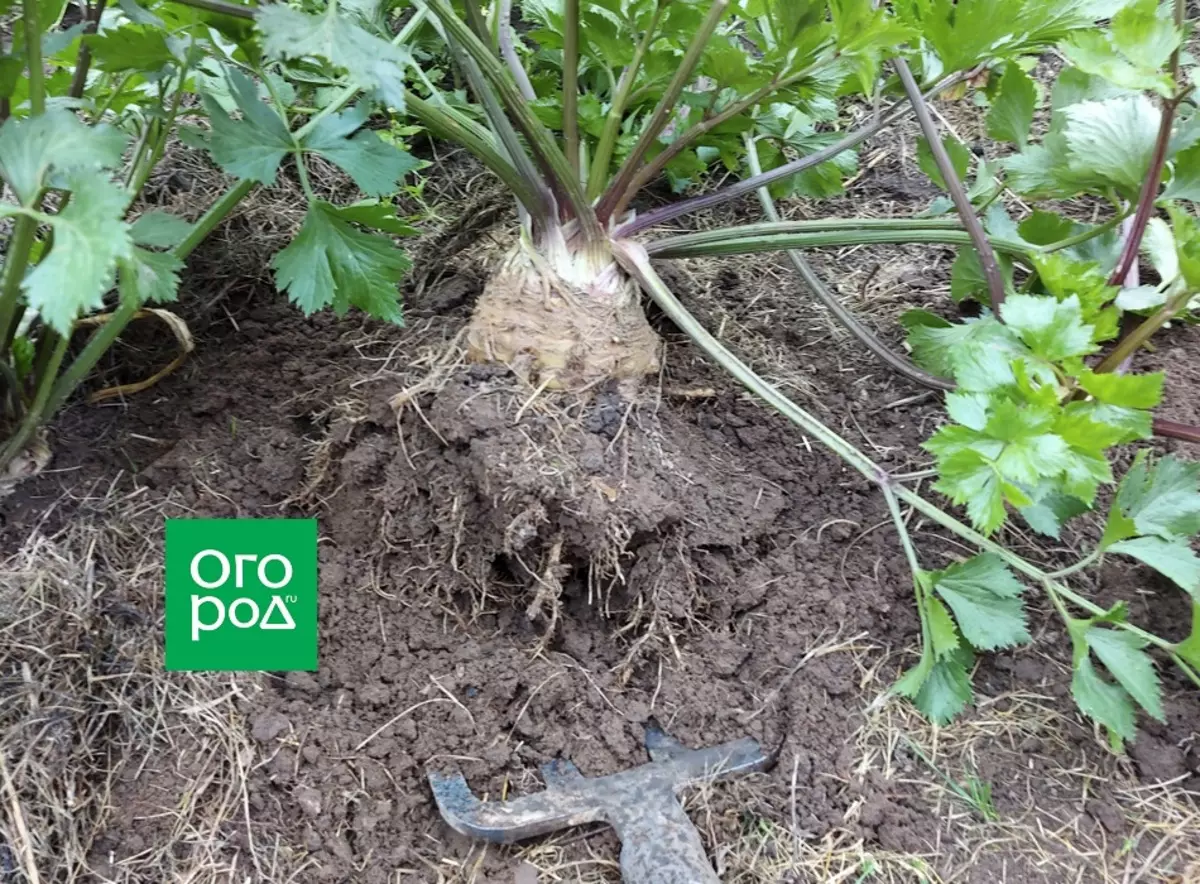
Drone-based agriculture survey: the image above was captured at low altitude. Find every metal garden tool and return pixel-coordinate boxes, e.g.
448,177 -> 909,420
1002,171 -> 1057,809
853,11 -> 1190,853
427,719 -> 773,884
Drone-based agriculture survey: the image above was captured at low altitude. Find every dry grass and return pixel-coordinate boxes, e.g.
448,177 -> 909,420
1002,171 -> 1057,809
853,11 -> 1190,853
0,485 -> 313,884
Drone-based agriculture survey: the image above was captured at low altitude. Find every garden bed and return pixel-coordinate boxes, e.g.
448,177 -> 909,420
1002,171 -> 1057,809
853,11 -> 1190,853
2,130 -> 1199,882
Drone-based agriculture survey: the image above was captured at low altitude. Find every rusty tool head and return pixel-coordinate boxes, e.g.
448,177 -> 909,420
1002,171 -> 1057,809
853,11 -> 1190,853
427,720 -> 774,884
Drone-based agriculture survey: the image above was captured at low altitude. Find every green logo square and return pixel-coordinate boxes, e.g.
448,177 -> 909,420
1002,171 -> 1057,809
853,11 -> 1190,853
165,518 -> 318,671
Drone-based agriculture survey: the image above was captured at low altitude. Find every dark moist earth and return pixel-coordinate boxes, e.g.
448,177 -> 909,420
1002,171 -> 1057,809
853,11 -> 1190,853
5,214 -> 1200,883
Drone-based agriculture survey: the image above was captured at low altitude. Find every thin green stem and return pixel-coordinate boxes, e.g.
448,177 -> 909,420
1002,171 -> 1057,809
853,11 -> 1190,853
1043,550 -> 1101,581
883,482 -> 924,578
68,0 -> 108,100
29,327 -> 61,395
1094,283 -> 1195,373
164,0 -> 255,19
1043,210 -> 1131,254
610,66 -> 812,222
563,0 -> 580,178
22,0 -> 44,115
0,333 -> 69,467
645,224 -> 1033,261
174,181 -> 255,261
595,0 -> 729,223
894,58 -> 1006,311
294,154 -> 316,201
588,1 -> 666,199
882,481 -> 934,669
745,136 -> 954,392
406,91 -> 545,218
0,218 -> 38,364
125,115 -> 158,190
424,0 -> 600,238
128,69 -> 190,197
90,72 -> 134,123
612,239 -> 879,479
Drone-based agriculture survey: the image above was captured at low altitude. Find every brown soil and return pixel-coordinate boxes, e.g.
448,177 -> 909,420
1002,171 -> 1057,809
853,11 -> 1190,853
4,143 -> 1200,883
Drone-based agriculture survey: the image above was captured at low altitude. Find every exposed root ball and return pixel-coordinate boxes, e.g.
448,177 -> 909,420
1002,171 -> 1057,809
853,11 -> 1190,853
464,241 -> 661,391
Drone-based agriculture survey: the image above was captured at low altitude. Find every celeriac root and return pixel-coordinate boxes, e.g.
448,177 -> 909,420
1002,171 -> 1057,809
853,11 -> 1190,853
464,240 -> 661,391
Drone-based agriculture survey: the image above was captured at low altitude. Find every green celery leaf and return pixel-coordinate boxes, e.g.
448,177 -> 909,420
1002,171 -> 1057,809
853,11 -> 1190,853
1115,284 -> 1168,311
1000,293 -> 1096,361
202,67 -> 293,185
1076,367 -> 1164,408
932,449 -> 1008,534
1061,448 -> 1114,505
1085,626 -> 1165,720
22,173 -> 133,335
128,247 -> 183,305
907,316 -> 1027,392
950,247 -> 1014,306
913,654 -> 974,726
1019,209 -> 1077,245
1166,204 -> 1200,290
270,200 -> 409,323
899,308 -> 953,330
917,134 -> 971,192
1114,452 -> 1200,538
333,199 -> 420,236
945,391 -> 990,431
1111,0 -> 1183,72
1020,491 -> 1091,538
1162,143 -> 1200,202
84,23 -> 175,72
1062,29 -> 1175,95
1031,252 -> 1121,329
927,595 -> 962,658
897,0 -> 1117,74
256,4 -> 413,111
984,402 -> 1073,486
129,210 -> 193,248
302,103 -> 421,198
0,108 -> 127,204
1054,405 -> 1134,451
1108,536 -> 1200,596
894,648 -> 934,702
987,61 -> 1038,148
931,553 -> 1031,650
1053,64 -> 1140,110
1063,95 -> 1161,196
1072,655 -> 1137,741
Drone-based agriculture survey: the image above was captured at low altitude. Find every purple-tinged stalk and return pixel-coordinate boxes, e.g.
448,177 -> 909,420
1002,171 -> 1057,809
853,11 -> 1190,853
893,57 -> 1007,311
616,68 -> 974,237
1093,0 -> 1189,373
